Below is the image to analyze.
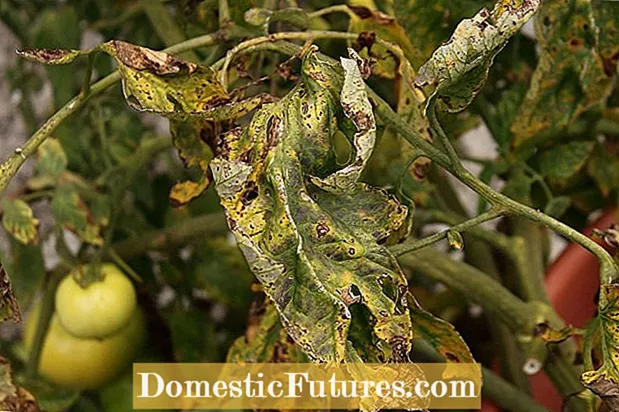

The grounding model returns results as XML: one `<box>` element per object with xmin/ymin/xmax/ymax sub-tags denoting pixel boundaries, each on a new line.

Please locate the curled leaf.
<box><xmin>311</xmin><ymin>49</ymin><xmax>376</xmax><ymax>194</ymax></box>
<box><xmin>0</xmin><ymin>356</ymin><xmax>39</xmax><ymax>411</ymax></box>
<box><xmin>414</xmin><ymin>0</ymin><xmax>540</xmax><ymax>112</ymax></box>
<box><xmin>16</xmin><ymin>48</ymin><xmax>82</xmax><ymax>65</ymax></box>
<box><xmin>1</xmin><ymin>199</ymin><xmax>40</xmax><ymax>246</ymax></box>
<box><xmin>0</xmin><ymin>265</ymin><xmax>21</xmax><ymax>323</ymax></box>
<box><xmin>212</xmin><ymin>48</ymin><xmax>413</xmax><ymax>363</ymax></box>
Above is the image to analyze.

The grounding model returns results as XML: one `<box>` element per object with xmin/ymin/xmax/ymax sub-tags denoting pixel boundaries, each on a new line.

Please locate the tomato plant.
<box><xmin>0</xmin><ymin>0</ymin><xmax>617</xmax><ymax>411</ymax></box>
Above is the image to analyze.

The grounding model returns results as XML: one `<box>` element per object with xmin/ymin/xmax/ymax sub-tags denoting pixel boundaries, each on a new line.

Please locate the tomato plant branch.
<box><xmin>110</xmin><ymin>212</ymin><xmax>228</xmax><ymax>260</ymax></box>
<box><xmin>372</xmin><ymin>88</ymin><xmax>619</xmax><ymax>288</ymax></box>
<box><xmin>0</xmin><ymin>26</ymin><xmax>253</xmax><ymax>200</ymax></box>
<box><xmin>390</xmin><ymin>207</ymin><xmax>507</xmax><ymax>256</ymax></box>
<box><xmin>26</xmin><ymin>267</ymin><xmax>66</xmax><ymax>378</ymax></box>
<box><xmin>308</xmin><ymin>5</ymin><xmax>355</xmax><ymax>19</ymax></box>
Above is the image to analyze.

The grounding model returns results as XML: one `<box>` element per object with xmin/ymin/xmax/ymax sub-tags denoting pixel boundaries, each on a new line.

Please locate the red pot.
<box><xmin>482</xmin><ymin>209</ymin><xmax>616</xmax><ymax>411</ymax></box>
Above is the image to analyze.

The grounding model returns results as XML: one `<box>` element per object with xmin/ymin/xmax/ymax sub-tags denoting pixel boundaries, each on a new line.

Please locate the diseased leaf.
<box><xmin>16</xmin><ymin>48</ymin><xmax>82</xmax><ymax>65</ymax></box>
<box><xmin>593</xmin><ymin>1</ymin><xmax>619</xmax><ymax>77</ymax></box>
<box><xmin>414</xmin><ymin>0</ymin><xmax>540</xmax><ymax>112</ymax></box>
<box><xmin>99</xmin><ymin>41</ymin><xmax>269</xmax><ymax>121</ymax></box>
<box><xmin>36</xmin><ymin>138</ymin><xmax>67</xmax><ymax>178</ymax></box>
<box><xmin>1</xmin><ymin>199</ymin><xmax>40</xmax><ymax>246</ymax></box>
<box><xmin>212</xmin><ymin>47</ymin><xmax>413</xmax><ymax>363</ymax></box>
<box><xmin>311</xmin><ymin>51</ymin><xmax>376</xmax><ymax>194</ymax></box>
<box><xmin>50</xmin><ymin>186</ymin><xmax>104</xmax><ymax>246</ymax></box>
<box><xmin>581</xmin><ymin>284</ymin><xmax>619</xmax><ymax>408</ymax></box>
<box><xmin>169</xmin><ymin>120</ymin><xmax>215</xmax><ymax>206</ymax></box>
<box><xmin>227</xmin><ymin>300</ymin><xmax>308</xmax><ymax>363</ymax></box>
<box><xmin>511</xmin><ymin>0</ymin><xmax>615</xmax><ymax>146</ymax></box>
<box><xmin>20</xmin><ymin>377</ymin><xmax>78</xmax><ymax>412</ymax></box>
<box><xmin>538</xmin><ymin>141</ymin><xmax>595</xmax><ymax>181</ymax></box>
<box><xmin>0</xmin><ymin>356</ymin><xmax>40</xmax><ymax>412</ymax></box>
<box><xmin>408</xmin><ymin>296</ymin><xmax>474</xmax><ymax>363</ymax></box>
<box><xmin>0</xmin><ymin>265</ymin><xmax>21</xmax><ymax>323</ymax></box>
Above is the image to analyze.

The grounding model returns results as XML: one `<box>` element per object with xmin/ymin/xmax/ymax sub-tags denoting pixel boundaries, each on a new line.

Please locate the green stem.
<box><xmin>26</xmin><ymin>268</ymin><xmax>65</xmax><ymax>378</ymax></box>
<box><xmin>398</xmin><ymin>247</ymin><xmax>540</xmax><ymax>333</ymax></box>
<box><xmin>218</xmin><ymin>0</ymin><xmax>231</xmax><ymax>27</ymax></box>
<box><xmin>0</xmin><ymin>26</ymin><xmax>250</xmax><ymax>200</ymax></box>
<box><xmin>308</xmin><ymin>5</ymin><xmax>354</xmax><ymax>19</ymax></box>
<box><xmin>373</xmin><ymin>88</ymin><xmax>619</xmax><ymax>287</ymax></box>
<box><xmin>391</xmin><ymin>207</ymin><xmax>506</xmax><ymax>256</ymax></box>
<box><xmin>110</xmin><ymin>213</ymin><xmax>228</xmax><ymax>260</ymax></box>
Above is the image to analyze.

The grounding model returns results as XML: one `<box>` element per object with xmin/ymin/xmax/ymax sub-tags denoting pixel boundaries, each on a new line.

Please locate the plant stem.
<box><xmin>110</xmin><ymin>213</ymin><xmax>228</xmax><ymax>260</ymax></box>
<box><xmin>26</xmin><ymin>268</ymin><xmax>65</xmax><ymax>378</ymax></box>
<box><xmin>398</xmin><ymin>247</ymin><xmax>539</xmax><ymax>333</ymax></box>
<box><xmin>217</xmin><ymin>30</ymin><xmax>404</xmax><ymax>86</ymax></box>
<box><xmin>372</xmin><ymin>87</ymin><xmax>619</xmax><ymax>287</ymax></box>
<box><xmin>0</xmin><ymin>26</ymin><xmax>251</xmax><ymax>200</ymax></box>
<box><xmin>218</xmin><ymin>0</ymin><xmax>231</xmax><ymax>27</ymax></box>
<box><xmin>308</xmin><ymin>5</ymin><xmax>355</xmax><ymax>19</ymax></box>
<box><xmin>391</xmin><ymin>207</ymin><xmax>506</xmax><ymax>256</ymax></box>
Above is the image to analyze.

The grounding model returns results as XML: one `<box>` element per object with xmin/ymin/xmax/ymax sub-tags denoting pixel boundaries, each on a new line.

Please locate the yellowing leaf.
<box><xmin>0</xmin><ymin>265</ymin><xmax>21</xmax><ymax>324</ymax></box>
<box><xmin>511</xmin><ymin>0</ymin><xmax>615</xmax><ymax>146</ymax></box>
<box><xmin>414</xmin><ymin>0</ymin><xmax>540</xmax><ymax>112</ymax></box>
<box><xmin>1</xmin><ymin>199</ymin><xmax>40</xmax><ymax>245</ymax></box>
<box><xmin>212</xmin><ymin>48</ymin><xmax>413</xmax><ymax>363</ymax></box>
<box><xmin>581</xmin><ymin>284</ymin><xmax>619</xmax><ymax>407</ymax></box>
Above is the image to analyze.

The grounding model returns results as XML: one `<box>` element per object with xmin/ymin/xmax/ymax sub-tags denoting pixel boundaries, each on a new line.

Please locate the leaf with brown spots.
<box><xmin>1</xmin><ymin>199</ymin><xmax>40</xmax><ymax>246</ymax></box>
<box><xmin>0</xmin><ymin>356</ymin><xmax>40</xmax><ymax>412</ymax></box>
<box><xmin>99</xmin><ymin>41</ymin><xmax>268</xmax><ymax>121</ymax></box>
<box><xmin>511</xmin><ymin>0</ymin><xmax>615</xmax><ymax>147</ymax></box>
<box><xmin>16</xmin><ymin>48</ymin><xmax>82</xmax><ymax>65</ymax></box>
<box><xmin>212</xmin><ymin>47</ymin><xmax>414</xmax><ymax>363</ymax></box>
<box><xmin>582</xmin><ymin>284</ymin><xmax>619</xmax><ymax>409</ymax></box>
<box><xmin>0</xmin><ymin>265</ymin><xmax>21</xmax><ymax>324</ymax></box>
<box><xmin>415</xmin><ymin>0</ymin><xmax>540</xmax><ymax>112</ymax></box>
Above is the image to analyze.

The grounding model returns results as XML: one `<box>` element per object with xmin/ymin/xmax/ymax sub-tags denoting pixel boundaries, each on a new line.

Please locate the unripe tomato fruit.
<box><xmin>55</xmin><ymin>264</ymin><xmax>137</xmax><ymax>339</ymax></box>
<box><xmin>24</xmin><ymin>303</ymin><xmax>146</xmax><ymax>390</ymax></box>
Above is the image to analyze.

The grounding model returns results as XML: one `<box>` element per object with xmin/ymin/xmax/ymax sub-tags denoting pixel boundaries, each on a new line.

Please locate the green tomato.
<box><xmin>24</xmin><ymin>302</ymin><xmax>146</xmax><ymax>390</ymax></box>
<box><xmin>55</xmin><ymin>264</ymin><xmax>137</xmax><ymax>339</ymax></box>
